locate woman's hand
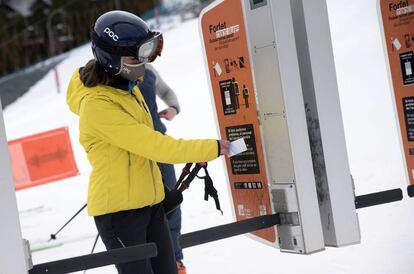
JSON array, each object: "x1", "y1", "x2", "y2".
[
  {"x1": 219, "y1": 140, "x2": 230, "y2": 156},
  {"x1": 158, "y1": 107, "x2": 177, "y2": 121}
]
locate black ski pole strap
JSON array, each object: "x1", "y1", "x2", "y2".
[
  {"x1": 174, "y1": 163, "x2": 193, "y2": 190},
  {"x1": 177, "y1": 163, "x2": 205, "y2": 191},
  {"x1": 203, "y1": 166, "x2": 223, "y2": 214},
  {"x1": 187, "y1": 163, "x2": 205, "y2": 183}
]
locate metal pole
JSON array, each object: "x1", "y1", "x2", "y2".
[
  {"x1": 153, "y1": 0, "x2": 160, "y2": 28},
  {"x1": 46, "y1": 9, "x2": 65, "y2": 57},
  {"x1": 0, "y1": 97, "x2": 28, "y2": 273},
  {"x1": 53, "y1": 67, "x2": 60, "y2": 94},
  {"x1": 50, "y1": 204, "x2": 87, "y2": 241},
  {"x1": 114, "y1": 0, "x2": 121, "y2": 9}
]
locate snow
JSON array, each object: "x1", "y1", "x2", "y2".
[{"x1": 3, "y1": 1, "x2": 414, "y2": 273}]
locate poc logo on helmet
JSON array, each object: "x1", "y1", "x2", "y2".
[{"x1": 104, "y1": 27, "x2": 119, "y2": 41}]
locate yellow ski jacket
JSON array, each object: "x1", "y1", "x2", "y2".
[{"x1": 66, "y1": 69, "x2": 219, "y2": 216}]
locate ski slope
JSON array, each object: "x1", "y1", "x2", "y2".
[{"x1": 3, "y1": 1, "x2": 414, "y2": 273}]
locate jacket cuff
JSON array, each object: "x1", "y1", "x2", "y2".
[
  {"x1": 170, "y1": 105, "x2": 180, "y2": 114},
  {"x1": 216, "y1": 140, "x2": 221, "y2": 157}
]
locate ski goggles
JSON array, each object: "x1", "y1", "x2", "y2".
[
  {"x1": 137, "y1": 32, "x2": 163, "y2": 62},
  {"x1": 91, "y1": 28, "x2": 163, "y2": 63}
]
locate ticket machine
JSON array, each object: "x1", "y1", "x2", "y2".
[{"x1": 200, "y1": 0, "x2": 361, "y2": 253}]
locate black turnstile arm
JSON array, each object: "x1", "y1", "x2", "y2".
[
  {"x1": 180, "y1": 213, "x2": 281, "y2": 249},
  {"x1": 29, "y1": 243, "x2": 157, "y2": 274},
  {"x1": 355, "y1": 188, "x2": 403, "y2": 209},
  {"x1": 28, "y1": 186, "x2": 411, "y2": 274},
  {"x1": 408, "y1": 185, "x2": 414, "y2": 198}
]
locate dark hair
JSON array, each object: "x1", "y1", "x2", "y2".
[{"x1": 79, "y1": 59, "x2": 114, "y2": 87}]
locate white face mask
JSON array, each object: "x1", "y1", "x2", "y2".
[{"x1": 119, "y1": 61, "x2": 146, "y2": 81}]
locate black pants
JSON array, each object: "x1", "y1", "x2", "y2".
[
  {"x1": 94, "y1": 203, "x2": 177, "y2": 274},
  {"x1": 158, "y1": 163, "x2": 183, "y2": 261}
]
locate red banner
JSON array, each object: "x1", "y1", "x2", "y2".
[{"x1": 8, "y1": 127, "x2": 79, "y2": 190}]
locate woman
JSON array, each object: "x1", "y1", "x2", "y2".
[{"x1": 66, "y1": 10, "x2": 229, "y2": 274}]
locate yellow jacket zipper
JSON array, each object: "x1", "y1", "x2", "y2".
[{"x1": 149, "y1": 160, "x2": 157, "y2": 205}]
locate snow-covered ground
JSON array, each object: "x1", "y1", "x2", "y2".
[{"x1": 3, "y1": 1, "x2": 414, "y2": 273}]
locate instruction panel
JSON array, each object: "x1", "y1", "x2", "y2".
[
  {"x1": 201, "y1": 0, "x2": 275, "y2": 243},
  {"x1": 380, "y1": 0, "x2": 414, "y2": 184}
]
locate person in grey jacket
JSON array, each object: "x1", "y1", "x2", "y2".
[
  {"x1": 141, "y1": 64, "x2": 180, "y2": 128},
  {"x1": 138, "y1": 64, "x2": 186, "y2": 273}
]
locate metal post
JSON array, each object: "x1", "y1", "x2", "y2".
[
  {"x1": 0, "y1": 97, "x2": 28, "y2": 273},
  {"x1": 53, "y1": 67, "x2": 60, "y2": 94},
  {"x1": 290, "y1": 0, "x2": 361, "y2": 247},
  {"x1": 46, "y1": 9, "x2": 65, "y2": 57},
  {"x1": 114, "y1": 0, "x2": 121, "y2": 9},
  {"x1": 153, "y1": 0, "x2": 160, "y2": 28}
]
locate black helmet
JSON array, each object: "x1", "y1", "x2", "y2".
[{"x1": 90, "y1": 10, "x2": 163, "y2": 75}]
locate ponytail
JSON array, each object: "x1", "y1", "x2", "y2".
[{"x1": 79, "y1": 59, "x2": 114, "y2": 87}]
